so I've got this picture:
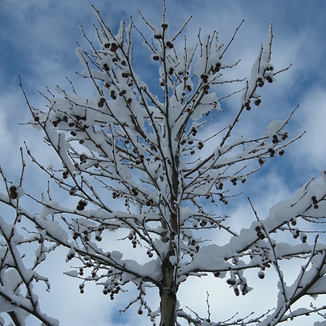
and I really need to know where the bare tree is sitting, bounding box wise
[1,3,326,326]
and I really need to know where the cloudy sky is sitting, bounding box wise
[1,0,326,325]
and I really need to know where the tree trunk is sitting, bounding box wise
[160,258,177,326]
[160,158,179,325]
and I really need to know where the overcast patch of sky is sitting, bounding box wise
[1,0,326,325]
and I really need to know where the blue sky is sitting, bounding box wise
[1,0,326,325]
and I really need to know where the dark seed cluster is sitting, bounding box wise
[76,200,87,211]
[9,185,18,199]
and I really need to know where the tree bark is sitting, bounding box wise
[160,258,177,326]
[160,153,179,325]
[8,311,22,326]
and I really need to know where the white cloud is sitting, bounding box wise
[292,87,326,172]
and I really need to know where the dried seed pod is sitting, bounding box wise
[241,283,248,295]
[272,135,279,144]
[154,31,162,39]
[76,200,87,211]
[98,97,106,107]
[200,74,208,83]
[166,41,174,49]
[9,185,17,193]
[161,22,168,29]
[282,133,288,140]
[266,75,273,83]
[226,278,236,286]
[214,62,221,72]
[257,77,264,87]
[9,185,19,199]
[110,42,118,52]
[244,101,251,111]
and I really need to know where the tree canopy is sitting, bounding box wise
[1,3,326,326]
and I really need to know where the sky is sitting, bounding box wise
[0,0,326,325]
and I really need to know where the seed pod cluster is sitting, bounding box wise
[76,200,87,211]
[9,185,18,199]
[66,249,75,261]
[226,277,236,286]
[311,196,319,209]
[272,135,279,144]
[254,97,262,106]
[231,178,237,186]
[62,170,69,179]
[131,188,139,196]
[255,225,265,240]
[79,283,85,294]
[200,74,209,84]
[292,228,300,239]
[244,100,251,111]
[257,77,264,87]
[152,54,160,61]
[98,97,106,107]
[300,232,307,243]
[212,62,221,74]
[240,283,248,295]
[165,40,173,49]
[112,191,124,199]
[128,231,138,248]
[290,218,297,226]
[154,30,162,40]
[95,232,102,242]
[268,148,276,157]
[102,274,122,301]
[218,193,228,205]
